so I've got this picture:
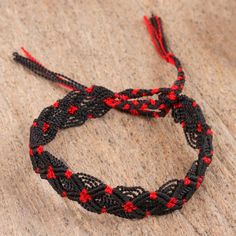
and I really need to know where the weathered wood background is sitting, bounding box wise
[0,0,235,235]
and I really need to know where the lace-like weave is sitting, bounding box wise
[13,15,213,219]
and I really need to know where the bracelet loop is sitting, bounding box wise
[13,14,213,219]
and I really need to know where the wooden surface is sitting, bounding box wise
[0,0,235,235]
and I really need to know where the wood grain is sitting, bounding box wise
[0,0,235,235]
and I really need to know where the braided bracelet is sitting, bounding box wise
[13,15,213,219]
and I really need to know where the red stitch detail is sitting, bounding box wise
[166,197,177,209]
[197,123,202,133]
[115,94,129,100]
[168,91,176,100]
[123,104,130,110]
[132,100,139,106]
[165,107,171,114]
[130,110,139,116]
[104,185,113,195]
[42,122,49,133]
[29,148,33,156]
[206,129,213,135]
[184,177,191,185]
[149,99,156,106]
[178,67,183,72]
[33,122,37,127]
[202,156,211,165]
[151,88,159,94]
[104,98,121,108]
[150,192,157,200]
[145,210,151,217]
[158,104,166,110]
[173,103,183,109]
[171,85,179,90]
[34,168,40,174]
[120,94,129,100]
[47,166,56,179]
[153,112,159,118]
[53,101,59,108]
[192,101,197,107]
[140,104,148,110]
[181,122,185,128]
[132,89,140,95]
[196,176,203,189]
[61,191,67,197]
[177,76,184,81]
[196,182,201,189]
[103,98,115,108]
[68,105,78,114]
[79,189,91,203]
[37,145,44,155]
[101,207,107,213]
[87,114,94,119]
[123,201,137,213]
[85,86,93,93]
[65,169,73,179]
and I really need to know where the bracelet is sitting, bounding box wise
[13,14,213,219]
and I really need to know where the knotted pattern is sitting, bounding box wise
[13,15,213,219]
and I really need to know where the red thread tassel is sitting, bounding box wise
[143,15,175,65]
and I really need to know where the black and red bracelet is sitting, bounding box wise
[13,15,213,219]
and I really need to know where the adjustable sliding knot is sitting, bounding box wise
[13,14,213,219]
[103,88,178,118]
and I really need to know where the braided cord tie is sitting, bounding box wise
[13,15,213,219]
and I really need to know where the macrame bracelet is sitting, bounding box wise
[13,15,213,219]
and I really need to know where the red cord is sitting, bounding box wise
[143,16,175,65]
[21,47,76,91]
